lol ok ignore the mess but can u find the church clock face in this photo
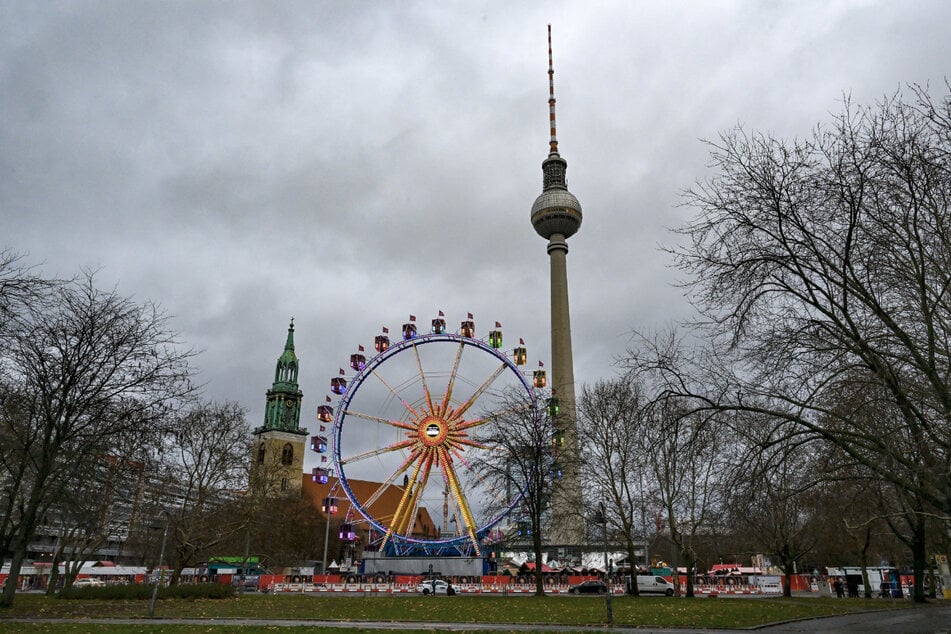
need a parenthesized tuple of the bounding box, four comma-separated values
(281, 398, 295, 427)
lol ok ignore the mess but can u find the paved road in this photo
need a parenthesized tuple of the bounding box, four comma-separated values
(3, 604, 950, 633)
(757, 603, 951, 633)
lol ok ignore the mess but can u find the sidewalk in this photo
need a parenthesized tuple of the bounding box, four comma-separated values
(2, 604, 949, 634)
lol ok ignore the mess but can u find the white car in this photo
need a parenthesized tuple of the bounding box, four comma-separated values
(73, 578, 105, 588)
(417, 579, 451, 595)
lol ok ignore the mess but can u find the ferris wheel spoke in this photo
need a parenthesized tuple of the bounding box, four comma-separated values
(381, 465, 425, 552)
(446, 362, 508, 422)
(437, 341, 466, 416)
(447, 436, 489, 451)
(455, 402, 535, 432)
(444, 478, 465, 537)
(383, 450, 432, 551)
(361, 447, 423, 511)
(368, 367, 423, 421)
(438, 447, 481, 554)
(450, 448, 511, 511)
(339, 438, 416, 466)
(396, 454, 433, 538)
(393, 451, 433, 536)
(413, 343, 436, 415)
(343, 409, 416, 431)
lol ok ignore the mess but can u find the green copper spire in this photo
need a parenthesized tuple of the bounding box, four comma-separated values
(275, 318, 299, 385)
(260, 319, 305, 434)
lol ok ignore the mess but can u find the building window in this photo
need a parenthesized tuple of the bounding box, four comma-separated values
(257, 443, 266, 464)
(281, 443, 294, 466)
(281, 477, 288, 491)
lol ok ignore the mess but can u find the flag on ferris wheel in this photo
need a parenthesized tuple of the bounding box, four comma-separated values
(467, 312, 473, 319)
(358, 344, 365, 352)
(438, 310, 444, 316)
(538, 360, 544, 367)
(409, 314, 416, 322)
(326, 396, 332, 402)
(519, 338, 525, 345)
(319, 425, 326, 432)
(338, 368, 345, 375)
(382, 326, 389, 333)
(321, 456, 327, 462)
(495, 321, 501, 328)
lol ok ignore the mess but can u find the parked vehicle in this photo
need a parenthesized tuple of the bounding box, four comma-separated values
(568, 580, 607, 595)
(636, 575, 674, 596)
(73, 578, 105, 588)
(417, 579, 452, 595)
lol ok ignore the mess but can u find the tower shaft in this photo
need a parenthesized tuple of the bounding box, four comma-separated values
(548, 234, 584, 545)
(530, 26, 585, 546)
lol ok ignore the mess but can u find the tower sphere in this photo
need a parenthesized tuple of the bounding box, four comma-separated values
(531, 155, 583, 240)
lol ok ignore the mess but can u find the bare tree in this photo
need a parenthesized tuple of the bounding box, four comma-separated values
(0, 250, 54, 333)
(628, 86, 951, 602)
(0, 251, 55, 562)
(643, 399, 731, 597)
(160, 401, 250, 584)
(471, 388, 562, 596)
(577, 374, 647, 594)
(726, 420, 821, 596)
(0, 270, 194, 607)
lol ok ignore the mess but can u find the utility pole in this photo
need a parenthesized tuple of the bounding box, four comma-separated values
(598, 502, 613, 626)
(321, 497, 337, 576)
(148, 511, 170, 618)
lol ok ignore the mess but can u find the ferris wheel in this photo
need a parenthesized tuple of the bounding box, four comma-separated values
(315, 314, 546, 556)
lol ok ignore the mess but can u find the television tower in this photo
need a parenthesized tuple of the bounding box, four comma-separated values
(530, 25, 584, 545)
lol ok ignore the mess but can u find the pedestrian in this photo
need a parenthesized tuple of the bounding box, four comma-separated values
(833, 578, 844, 598)
(846, 578, 859, 598)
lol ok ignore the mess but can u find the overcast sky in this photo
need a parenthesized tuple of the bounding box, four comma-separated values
(3, 0, 950, 474)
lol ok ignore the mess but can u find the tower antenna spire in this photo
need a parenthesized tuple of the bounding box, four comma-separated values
(547, 24, 558, 155)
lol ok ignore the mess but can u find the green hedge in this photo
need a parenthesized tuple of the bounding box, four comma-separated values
(57, 583, 235, 601)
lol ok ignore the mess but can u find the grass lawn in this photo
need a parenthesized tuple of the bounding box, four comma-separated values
(0, 592, 916, 632)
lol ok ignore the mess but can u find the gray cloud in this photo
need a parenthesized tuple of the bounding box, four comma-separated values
(3, 0, 949, 476)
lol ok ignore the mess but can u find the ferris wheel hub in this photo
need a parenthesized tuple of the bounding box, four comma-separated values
(418, 415, 449, 446)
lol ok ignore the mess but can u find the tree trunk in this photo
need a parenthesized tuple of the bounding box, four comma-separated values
(45, 540, 65, 596)
(860, 526, 872, 598)
(911, 520, 927, 603)
(682, 551, 695, 598)
(533, 533, 545, 596)
(928, 557, 937, 600)
(625, 538, 640, 596)
(0, 496, 43, 608)
(783, 562, 793, 598)
(0, 539, 28, 608)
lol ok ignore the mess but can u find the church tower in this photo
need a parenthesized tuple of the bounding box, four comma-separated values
(530, 26, 584, 545)
(251, 319, 307, 496)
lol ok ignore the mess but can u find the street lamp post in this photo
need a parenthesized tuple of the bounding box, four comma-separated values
(597, 502, 613, 626)
(239, 522, 251, 596)
(148, 511, 170, 618)
(321, 497, 337, 576)
(638, 471, 649, 571)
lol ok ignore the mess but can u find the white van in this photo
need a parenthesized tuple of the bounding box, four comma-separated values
(636, 575, 674, 596)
